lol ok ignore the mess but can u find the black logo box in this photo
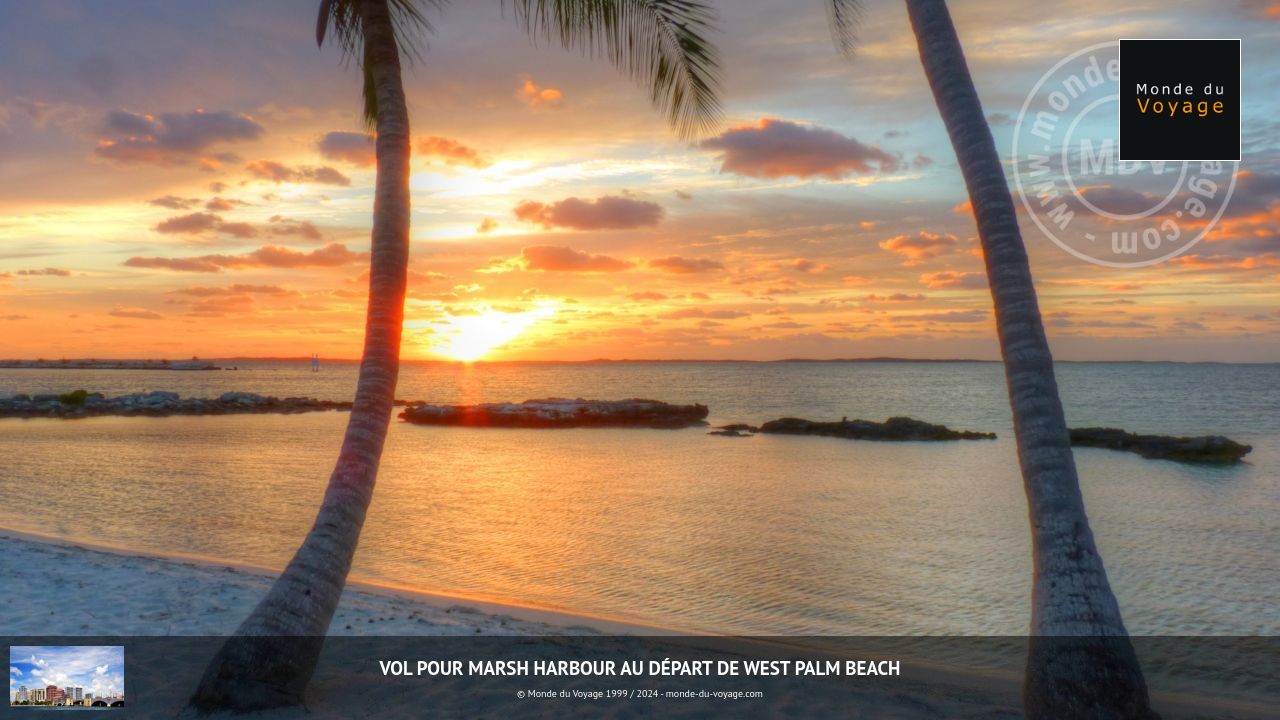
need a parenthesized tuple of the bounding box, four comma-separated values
(1119, 39, 1241, 162)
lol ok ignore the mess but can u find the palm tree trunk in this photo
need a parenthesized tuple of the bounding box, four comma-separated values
(189, 0, 411, 712)
(903, 1, 1157, 717)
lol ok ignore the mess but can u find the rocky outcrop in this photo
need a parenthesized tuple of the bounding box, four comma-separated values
(708, 423, 758, 437)
(400, 398, 709, 429)
(0, 391, 355, 418)
(754, 416, 996, 441)
(1069, 427, 1252, 464)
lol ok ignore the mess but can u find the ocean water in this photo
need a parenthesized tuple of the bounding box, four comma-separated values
(0, 360, 1276, 636)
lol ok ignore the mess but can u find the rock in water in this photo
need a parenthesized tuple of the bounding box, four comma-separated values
(0, 392, 354, 418)
(757, 416, 995, 441)
(399, 398, 709, 429)
(707, 423, 759, 437)
(219, 391, 267, 405)
(1069, 427, 1252, 464)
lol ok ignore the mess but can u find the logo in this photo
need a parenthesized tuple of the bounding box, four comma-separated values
(1012, 41, 1239, 267)
(1119, 39, 1241, 162)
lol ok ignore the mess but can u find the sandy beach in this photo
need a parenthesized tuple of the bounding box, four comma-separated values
(0, 528, 637, 638)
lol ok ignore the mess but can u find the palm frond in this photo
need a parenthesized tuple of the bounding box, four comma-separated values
(508, 0, 723, 140)
(316, 0, 335, 47)
(315, 0, 445, 127)
(826, 0, 862, 57)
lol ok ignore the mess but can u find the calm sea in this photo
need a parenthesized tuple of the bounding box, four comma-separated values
(0, 360, 1276, 636)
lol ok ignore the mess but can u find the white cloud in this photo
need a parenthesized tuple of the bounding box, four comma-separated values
(88, 673, 122, 698)
(8, 666, 20, 676)
(13, 646, 123, 695)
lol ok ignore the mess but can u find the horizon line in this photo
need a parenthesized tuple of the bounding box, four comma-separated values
(2, 356, 1277, 366)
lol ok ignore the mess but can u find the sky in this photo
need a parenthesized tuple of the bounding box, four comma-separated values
(1, 0, 1278, 362)
(10, 645, 125, 700)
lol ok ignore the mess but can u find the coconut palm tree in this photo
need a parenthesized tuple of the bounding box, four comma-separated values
(189, 0, 721, 713)
(828, 1, 1156, 717)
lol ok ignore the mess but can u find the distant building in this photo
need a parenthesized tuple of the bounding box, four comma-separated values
(47, 685, 65, 705)
(30, 688, 45, 703)
(68, 686, 84, 702)
(14, 685, 29, 703)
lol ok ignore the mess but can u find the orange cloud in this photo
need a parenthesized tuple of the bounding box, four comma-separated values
(516, 245, 632, 273)
(109, 307, 163, 320)
(206, 197, 247, 212)
(897, 309, 988, 324)
(864, 292, 927, 302)
(786, 258, 829, 273)
(154, 212, 223, 234)
(124, 242, 367, 273)
(418, 136, 488, 168)
(166, 290, 258, 314)
(648, 256, 724, 274)
(628, 291, 668, 301)
(517, 77, 563, 108)
(1202, 172, 1280, 242)
(318, 131, 375, 166)
(1169, 254, 1280, 271)
(245, 160, 350, 186)
(267, 216, 322, 242)
(13, 267, 72, 277)
(1075, 185, 1159, 215)
(153, 212, 264, 239)
(94, 109, 262, 166)
(660, 308, 749, 320)
(701, 118, 898, 179)
(514, 195, 663, 230)
(169, 284, 296, 297)
(148, 195, 199, 210)
(920, 271, 985, 289)
(879, 231, 959, 265)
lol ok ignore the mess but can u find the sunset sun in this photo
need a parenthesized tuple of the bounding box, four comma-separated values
(430, 304, 556, 361)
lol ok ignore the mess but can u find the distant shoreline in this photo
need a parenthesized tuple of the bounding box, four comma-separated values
(0, 359, 221, 371)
